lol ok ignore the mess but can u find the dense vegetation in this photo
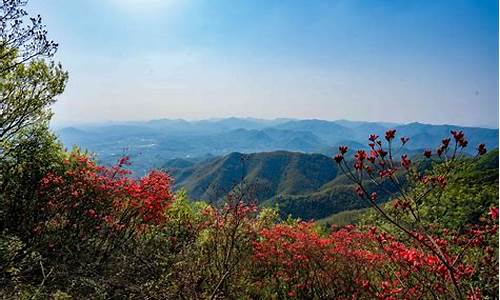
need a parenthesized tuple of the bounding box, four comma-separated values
(0, 1, 498, 299)
(317, 149, 499, 227)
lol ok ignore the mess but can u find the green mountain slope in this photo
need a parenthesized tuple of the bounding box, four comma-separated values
(170, 151, 338, 204)
(169, 148, 499, 221)
(169, 150, 399, 220)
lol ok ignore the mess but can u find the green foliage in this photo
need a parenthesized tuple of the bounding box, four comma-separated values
(430, 149, 499, 228)
(0, 56, 67, 147)
(1, 139, 57, 295)
(0, 124, 64, 236)
(274, 177, 399, 220)
(359, 150, 499, 231)
(0, 3, 69, 297)
(317, 207, 371, 227)
(257, 206, 281, 226)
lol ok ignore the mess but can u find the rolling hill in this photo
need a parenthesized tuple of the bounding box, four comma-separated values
(167, 148, 499, 221)
(166, 150, 401, 220)
(168, 151, 339, 203)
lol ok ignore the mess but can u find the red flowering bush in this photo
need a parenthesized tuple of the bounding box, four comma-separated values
(252, 217, 497, 299)
(330, 129, 498, 299)
(252, 222, 371, 299)
(1, 143, 179, 297)
(35, 150, 175, 260)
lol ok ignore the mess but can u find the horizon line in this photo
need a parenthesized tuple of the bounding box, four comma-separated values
(50, 116, 500, 130)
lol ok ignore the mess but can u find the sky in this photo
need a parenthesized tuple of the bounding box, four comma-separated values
(28, 0, 499, 128)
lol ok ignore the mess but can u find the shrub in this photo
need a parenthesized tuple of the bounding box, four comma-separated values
(332, 129, 499, 299)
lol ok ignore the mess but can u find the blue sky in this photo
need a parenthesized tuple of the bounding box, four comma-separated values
(29, 0, 498, 127)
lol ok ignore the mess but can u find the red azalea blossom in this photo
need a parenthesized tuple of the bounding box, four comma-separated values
(437, 147, 444, 157)
(85, 209, 97, 218)
(385, 129, 396, 141)
(339, 145, 348, 154)
(488, 207, 498, 220)
(393, 199, 410, 210)
(433, 175, 447, 189)
(459, 139, 468, 148)
(442, 138, 451, 148)
(401, 154, 411, 169)
(369, 134, 379, 142)
(477, 144, 487, 155)
(451, 130, 465, 142)
(355, 150, 367, 161)
(317, 133, 497, 300)
(118, 156, 131, 167)
(38, 152, 176, 232)
(252, 222, 488, 299)
(467, 288, 482, 300)
(355, 186, 365, 197)
(379, 168, 397, 178)
(377, 149, 388, 158)
(334, 154, 344, 164)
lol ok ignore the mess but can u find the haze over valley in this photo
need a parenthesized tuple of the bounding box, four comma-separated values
(57, 117, 499, 175)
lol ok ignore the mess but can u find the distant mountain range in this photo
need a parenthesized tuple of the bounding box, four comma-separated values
(56, 117, 499, 175)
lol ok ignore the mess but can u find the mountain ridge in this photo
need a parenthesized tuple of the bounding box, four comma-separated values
(56, 117, 499, 176)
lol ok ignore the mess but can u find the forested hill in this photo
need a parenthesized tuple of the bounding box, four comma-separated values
(167, 149, 500, 220)
(167, 151, 338, 204)
(166, 150, 380, 219)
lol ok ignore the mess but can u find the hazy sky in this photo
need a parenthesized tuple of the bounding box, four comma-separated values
(29, 0, 498, 127)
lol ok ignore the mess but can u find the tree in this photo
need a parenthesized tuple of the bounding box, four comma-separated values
(0, 1, 67, 291)
(0, 0, 58, 76)
(0, 0, 67, 151)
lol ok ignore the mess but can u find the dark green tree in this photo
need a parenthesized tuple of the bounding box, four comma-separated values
(0, 1, 67, 292)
